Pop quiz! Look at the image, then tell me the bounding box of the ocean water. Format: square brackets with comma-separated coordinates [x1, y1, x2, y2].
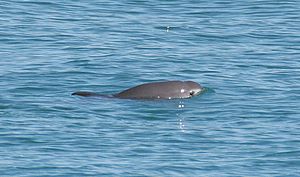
[1, 0, 300, 176]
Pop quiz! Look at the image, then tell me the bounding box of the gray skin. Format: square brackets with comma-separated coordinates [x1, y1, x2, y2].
[72, 81, 203, 100]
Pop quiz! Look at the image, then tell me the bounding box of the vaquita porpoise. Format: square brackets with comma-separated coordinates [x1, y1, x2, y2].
[72, 81, 203, 100]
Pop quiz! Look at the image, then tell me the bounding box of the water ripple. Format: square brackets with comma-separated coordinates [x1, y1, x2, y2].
[1, 0, 300, 176]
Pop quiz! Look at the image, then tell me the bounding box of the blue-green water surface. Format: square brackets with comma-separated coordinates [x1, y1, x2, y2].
[1, 0, 300, 176]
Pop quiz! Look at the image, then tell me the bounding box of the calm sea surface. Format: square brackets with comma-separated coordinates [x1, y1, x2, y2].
[1, 0, 300, 176]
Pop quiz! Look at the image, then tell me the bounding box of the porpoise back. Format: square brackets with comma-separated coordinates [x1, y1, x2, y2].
[72, 80, 203, 100]
[114, 81, 202, 99]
